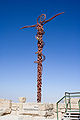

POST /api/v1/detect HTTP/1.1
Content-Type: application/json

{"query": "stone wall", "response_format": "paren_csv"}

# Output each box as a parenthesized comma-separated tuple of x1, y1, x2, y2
(12, 102, 54, 118)
(0, 98, 80, 119)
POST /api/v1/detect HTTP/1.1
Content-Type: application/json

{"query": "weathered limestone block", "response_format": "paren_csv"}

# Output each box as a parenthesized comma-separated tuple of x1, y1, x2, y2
(12, 103, 18, 111)
(18, 109, 54, 118)
(0, 99, 12, 108)
(64, 98, 80, 104)
(19, 97, 26, 103)
(4, 108, 11, 113)
(38, 103, 46, 111)
(23, 103, 53, 111)
(0, 108, 11, 116)
(54, 112, 57, 118)
(53, 103, 58, 112)
(71, 98, 80, 104)
(11, 102, 25, 115)
(11, 102, 21, 114)
(43, 103, 53, 110)
(18, 103, 38, 116)
(23, 103, 39, 111)
(71, 104, 79, 109)
(44, 110, 54, 118)
(18, 103, 54, 118)
(19, 110, 39, 116)
(0, 99, 12, 116)
(38, 103, 53, 111)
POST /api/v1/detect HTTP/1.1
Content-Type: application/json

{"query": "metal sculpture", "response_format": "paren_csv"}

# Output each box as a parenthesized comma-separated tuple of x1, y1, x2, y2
(20, 12, 64, 102)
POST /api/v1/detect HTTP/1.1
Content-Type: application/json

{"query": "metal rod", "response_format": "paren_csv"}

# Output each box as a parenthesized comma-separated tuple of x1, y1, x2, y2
(65, 92, 80, 94)
(78, 100, 80, 112)
(57, 103, 58, 120)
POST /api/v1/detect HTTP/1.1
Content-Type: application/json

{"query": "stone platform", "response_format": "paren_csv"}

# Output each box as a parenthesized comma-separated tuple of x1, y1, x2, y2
(0, 115, 57, 120)
(0, 97, 80, 120)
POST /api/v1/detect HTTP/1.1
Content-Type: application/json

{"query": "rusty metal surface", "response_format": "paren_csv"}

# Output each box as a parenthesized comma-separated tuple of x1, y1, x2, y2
(20, 12, 64, 103)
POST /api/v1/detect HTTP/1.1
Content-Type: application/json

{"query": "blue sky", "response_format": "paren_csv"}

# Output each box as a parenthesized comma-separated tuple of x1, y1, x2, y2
(0, 0, 80, 102)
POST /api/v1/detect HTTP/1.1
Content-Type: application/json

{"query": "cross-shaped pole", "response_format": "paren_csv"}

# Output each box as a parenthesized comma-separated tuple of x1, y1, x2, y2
(20, 12, 64, 102)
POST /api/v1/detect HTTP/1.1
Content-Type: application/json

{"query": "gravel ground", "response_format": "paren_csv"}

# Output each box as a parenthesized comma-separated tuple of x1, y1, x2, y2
(0, 115, 57, 120)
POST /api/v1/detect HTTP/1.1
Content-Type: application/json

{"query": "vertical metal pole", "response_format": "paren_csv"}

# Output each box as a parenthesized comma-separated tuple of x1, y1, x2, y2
(65, 93, 66, 112)
(65, 92, 67, 112)
(57, 103, 58, 120)
(69, 93, 71, 110)
(78, 100, 80, 112)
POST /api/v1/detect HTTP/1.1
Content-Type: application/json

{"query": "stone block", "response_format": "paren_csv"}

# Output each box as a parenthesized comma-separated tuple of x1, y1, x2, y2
(0, 99, 12, 116)
(23, 103, 39, 111)
(11, 103, 19, 111)
(0, 99, 12, 108)
(38, 103, 53, 111)
(71, 98, 80, 104)
(71, 104, 79, 109)
(0, 108, 11, 116)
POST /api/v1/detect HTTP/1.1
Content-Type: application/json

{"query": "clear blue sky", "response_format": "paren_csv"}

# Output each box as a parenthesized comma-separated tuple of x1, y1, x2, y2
(0, 0, 80, 103)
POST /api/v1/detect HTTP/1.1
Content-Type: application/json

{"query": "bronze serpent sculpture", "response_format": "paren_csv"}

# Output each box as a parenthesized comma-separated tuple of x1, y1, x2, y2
(20, 12, 64, 102)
